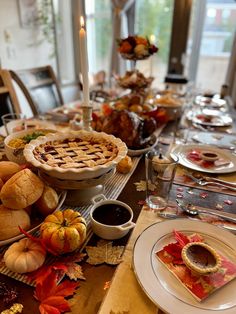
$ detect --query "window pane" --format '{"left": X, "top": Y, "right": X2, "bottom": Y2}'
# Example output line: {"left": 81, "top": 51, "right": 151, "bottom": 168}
{"left": 85, "top": 0, "right": 112, "bottom": 76}
{"left": 135, "top": 0, "right": 174, "bottom": 86}
{"left": 186, "top": 0, "right": 236, "bottom": 92}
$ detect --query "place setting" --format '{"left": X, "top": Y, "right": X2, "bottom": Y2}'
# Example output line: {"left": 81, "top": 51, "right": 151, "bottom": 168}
{"left": 133, "top": 219, "right": 236, "bottom": 314}
{"left": 130, "top": 146, "right": 236, "bottom": 314}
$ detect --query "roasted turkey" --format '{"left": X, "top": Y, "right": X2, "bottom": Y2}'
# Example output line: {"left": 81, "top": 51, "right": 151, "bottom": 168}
{"left": 93, "top": 110, "right": 157, "bottom": 149}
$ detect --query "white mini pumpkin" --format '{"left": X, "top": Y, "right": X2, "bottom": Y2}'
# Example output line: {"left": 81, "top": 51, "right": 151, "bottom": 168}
{"left": 4, "top": 238, "right": 46, "bottom": 273}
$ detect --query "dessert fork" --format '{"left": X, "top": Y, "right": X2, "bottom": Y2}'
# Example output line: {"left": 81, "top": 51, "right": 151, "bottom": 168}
{"left": 186, "top": 173, "right": 236, "bottom": 191}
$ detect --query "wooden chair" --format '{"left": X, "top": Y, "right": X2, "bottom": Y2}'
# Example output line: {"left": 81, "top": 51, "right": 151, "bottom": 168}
{"left": 0, "top": 69, "right": 21, "bottom": 126}
{"left": 10, "top": 65, "right": 64, "bottom": 116}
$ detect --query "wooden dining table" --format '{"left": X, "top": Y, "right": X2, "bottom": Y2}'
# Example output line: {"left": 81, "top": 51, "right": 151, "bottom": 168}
{"left": 1, "top": 98, "right": 236, "bottom": 314}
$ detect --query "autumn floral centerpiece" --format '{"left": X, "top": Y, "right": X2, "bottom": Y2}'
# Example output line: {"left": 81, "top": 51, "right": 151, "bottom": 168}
{"left": 117, "top": 35, "right": 158, "bottom": 60}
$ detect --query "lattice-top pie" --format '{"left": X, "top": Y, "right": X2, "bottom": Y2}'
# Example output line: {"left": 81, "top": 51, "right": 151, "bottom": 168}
{"left": 23, "top": 130, "right": 127, "bottom": 180}
{"left": 33, "top": 138, "right": 118, "bottom": 169}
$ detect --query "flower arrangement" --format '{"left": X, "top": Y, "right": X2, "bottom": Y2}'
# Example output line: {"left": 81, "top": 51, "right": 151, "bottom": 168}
{"left": 117, "top": 35, "right": 158, "bottom": 60}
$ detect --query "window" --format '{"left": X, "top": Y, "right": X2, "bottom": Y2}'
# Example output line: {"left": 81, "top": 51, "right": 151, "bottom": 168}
{"left": 85, "top": 0, "right": 112, "bottom": 79}
{"left": 186, "top": 0, "right": 236, "bottom": 92}
{"left": 54, "top": 0, "right": 76, "bottom": 84}
{"left": 134, "top": 0, "right": 174, "bottom": 86}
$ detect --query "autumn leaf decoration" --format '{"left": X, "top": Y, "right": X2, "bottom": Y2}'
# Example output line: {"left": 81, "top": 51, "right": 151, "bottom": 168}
{"left": 160, "top": 230, "right": 203, "bottom": 264}
{"left": 25, "top": 250, "right": 86, "bottom": 314}
{"left": 34, "top": 271, "right": 79, "bottom": 314}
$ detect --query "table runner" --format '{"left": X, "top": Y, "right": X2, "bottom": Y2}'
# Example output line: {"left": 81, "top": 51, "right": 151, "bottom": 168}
{"left": 0, "top": 156, "right": 141, "bottom": 286}
{"left": 98, "top": 206, "right": 163, "bottom": 314}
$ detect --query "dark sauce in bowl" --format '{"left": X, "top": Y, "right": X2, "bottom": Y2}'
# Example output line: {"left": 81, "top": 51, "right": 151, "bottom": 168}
{"left": 92, "top": 204, "right": 131, "bottom": 226}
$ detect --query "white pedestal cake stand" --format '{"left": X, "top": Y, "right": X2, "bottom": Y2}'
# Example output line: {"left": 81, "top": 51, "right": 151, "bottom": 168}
{"left": 39, "top": 168, "right": 115, "bottom": 206}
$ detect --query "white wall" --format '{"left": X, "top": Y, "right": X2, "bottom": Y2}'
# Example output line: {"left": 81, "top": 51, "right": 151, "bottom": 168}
{"left": 0, "top": 0, "right": 81, "bottom": 114}
{"left": 0, "top": 0, "right": 56, "bottom": 71}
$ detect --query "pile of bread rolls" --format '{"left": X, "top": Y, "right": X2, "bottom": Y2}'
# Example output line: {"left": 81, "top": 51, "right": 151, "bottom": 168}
{"left": 0, "top": 161, "right": 59, "bottom": 241}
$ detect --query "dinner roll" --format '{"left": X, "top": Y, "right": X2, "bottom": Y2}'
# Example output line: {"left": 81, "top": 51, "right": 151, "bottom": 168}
{"left": 36, "top": 185, "right": 59, "bottom": 216}
{"left": 0, "top": 161, "right": 21, "bottom": 182}
{"left": 0, "top": 168, "right": 44, "bottom": 209}
{"left": 0, "top": 205, "right": 30, "bottom": 240}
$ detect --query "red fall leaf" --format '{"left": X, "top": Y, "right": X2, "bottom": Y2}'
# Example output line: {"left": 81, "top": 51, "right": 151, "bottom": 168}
{"left": 163, "top": 242, "right": 182, "bottom": 260}
{"left": 173, "top": 230, "right": 190, "bottom": 247}
{"left": 34, "top": 271, "right": 79, "bottom": 314}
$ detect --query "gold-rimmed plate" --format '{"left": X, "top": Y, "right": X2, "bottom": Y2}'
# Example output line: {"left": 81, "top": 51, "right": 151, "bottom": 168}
{"left": 171, "top": 144, "right": 236, "bottom": 174}
{"left": 133, "top": 219, "right": 236, "bottom": 314}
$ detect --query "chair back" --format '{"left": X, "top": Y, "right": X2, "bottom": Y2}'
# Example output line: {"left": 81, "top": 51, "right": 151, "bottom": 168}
{"left": 10, "top": 65, "right": 64, "bottom": 115}
{"left": 0, "top": 69, "right": 21, "bottom": 126}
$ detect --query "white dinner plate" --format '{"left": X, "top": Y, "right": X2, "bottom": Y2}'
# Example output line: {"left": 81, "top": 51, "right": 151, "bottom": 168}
{"left": 133, "top": 219, "right": 236, "bottom": 314}
{"left": 128, "top": 134, "right": 158, "bottom": 157}
{"left": 195, "top": 95, "right": 227, "bottom": 108}
{"left": 0, "top": 190, "right": 67, "bottom": 247}
{"left": 171, "top": 144, "right": 236, "bottom": 173}
{"left": 186, "top": 109, "right": 232, "bottom": 127}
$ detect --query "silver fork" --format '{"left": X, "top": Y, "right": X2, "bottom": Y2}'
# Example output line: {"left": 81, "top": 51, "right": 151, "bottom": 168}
{"left": 186, "top": 173, "right": 236, "bottom": 191}
{"left": 203, "top": 176, "right": 236, "bottom": 187}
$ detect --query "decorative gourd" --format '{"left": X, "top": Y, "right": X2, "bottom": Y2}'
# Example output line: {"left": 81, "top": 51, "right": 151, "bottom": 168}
{"left": 0, "top": 205, "right": 30, "bottom": 240}
{"left": 40, "top": 209, "right": 87, "bottom": 254}
{"left": 116, "top": 155, "right": 133, "bottom": 174}
{"left": 4, "top": 238, "right": 46, "bottom": 273}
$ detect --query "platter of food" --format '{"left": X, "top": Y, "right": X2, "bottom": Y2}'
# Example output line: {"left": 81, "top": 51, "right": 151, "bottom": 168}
{"left": 0, "top": 190, "right": 67, "bottom": 247}
{"left": 0, "top": 163, "right": 67, "bottom": 247}
{"left": 133, "top": 219, "right": 236, "bottom": 314}
{"left": 153, "top": 93, "right": 184, "bottom": 120}
{"left": 171, "top": 144, "right": 236, "bottom": 174}
{"left": 116, "top": 70, "right": 153, "bottom": 90}
{"left": 128, "top": 133, "right": 158, "bottom": 156}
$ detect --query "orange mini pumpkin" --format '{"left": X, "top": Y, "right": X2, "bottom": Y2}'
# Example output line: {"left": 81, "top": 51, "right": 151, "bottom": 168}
{"left": 40, "top": 209, "right": 86, "bottom": 255}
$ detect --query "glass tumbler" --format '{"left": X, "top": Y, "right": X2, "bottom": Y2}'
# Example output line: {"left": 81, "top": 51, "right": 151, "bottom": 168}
{"left": 145, "top": 150, "right": 178, "bottom": 210}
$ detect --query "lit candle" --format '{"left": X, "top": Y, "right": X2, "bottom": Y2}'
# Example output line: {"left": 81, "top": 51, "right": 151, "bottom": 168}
{"left": 149, "top": 34, "right": 156, "bottom": 77}
{"left": 79, "top": 16, "right": 90, "bottom": 106}
{"left": 150, "top": 34, "right": 156, "bottom": 44}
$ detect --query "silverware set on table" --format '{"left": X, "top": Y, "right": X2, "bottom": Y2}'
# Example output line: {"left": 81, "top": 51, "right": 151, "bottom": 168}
{"left": 159, "top": 200, "right": 236, "bottom": 233}
{"left": 185, "top": 172, "right": 236, "bottom": 191}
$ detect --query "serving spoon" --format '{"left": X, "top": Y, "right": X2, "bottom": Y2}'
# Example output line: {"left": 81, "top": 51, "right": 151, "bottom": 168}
{"left": 176, "top": 199, "right": 236, "bottom": 223}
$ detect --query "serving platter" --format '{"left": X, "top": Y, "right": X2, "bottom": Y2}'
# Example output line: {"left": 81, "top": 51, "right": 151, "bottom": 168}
{"left": 128, "top": 134, "right": 158, "bottom": 157}
{"left": 0, "top": 190, "right": 67, "bottom": 247}
{"left": 133, "top": 219, "right": 236, "bottom": 314}
{"left": 171, "top": 144, "right": 236, "bottom": 174}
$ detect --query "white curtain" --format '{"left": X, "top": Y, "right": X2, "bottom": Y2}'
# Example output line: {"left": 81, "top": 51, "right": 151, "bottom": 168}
{"left": 225, "top": 31, "right": 236, "bottom": 108}
{"left": 110, "top": 0, "right": 136, "bottom": 77}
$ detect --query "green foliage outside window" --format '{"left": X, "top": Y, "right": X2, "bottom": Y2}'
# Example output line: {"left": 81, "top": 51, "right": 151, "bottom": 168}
{"left": 135, "top": 0, "right": 173, "bottom": 62}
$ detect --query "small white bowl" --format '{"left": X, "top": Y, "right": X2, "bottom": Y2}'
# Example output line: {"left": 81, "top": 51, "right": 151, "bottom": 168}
{"left": 4, "top": 129, "right": 57, "bottom": 164}
{"left": 200, "top": 150, "right": 219, "bottom": 162}
{"left": 90, "top": 194, "right": 135, "bottom": 240}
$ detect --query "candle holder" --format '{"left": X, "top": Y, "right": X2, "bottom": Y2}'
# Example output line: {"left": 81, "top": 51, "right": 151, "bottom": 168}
{"left": 81, "top": 103, "right": 93, "bottom": 131}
